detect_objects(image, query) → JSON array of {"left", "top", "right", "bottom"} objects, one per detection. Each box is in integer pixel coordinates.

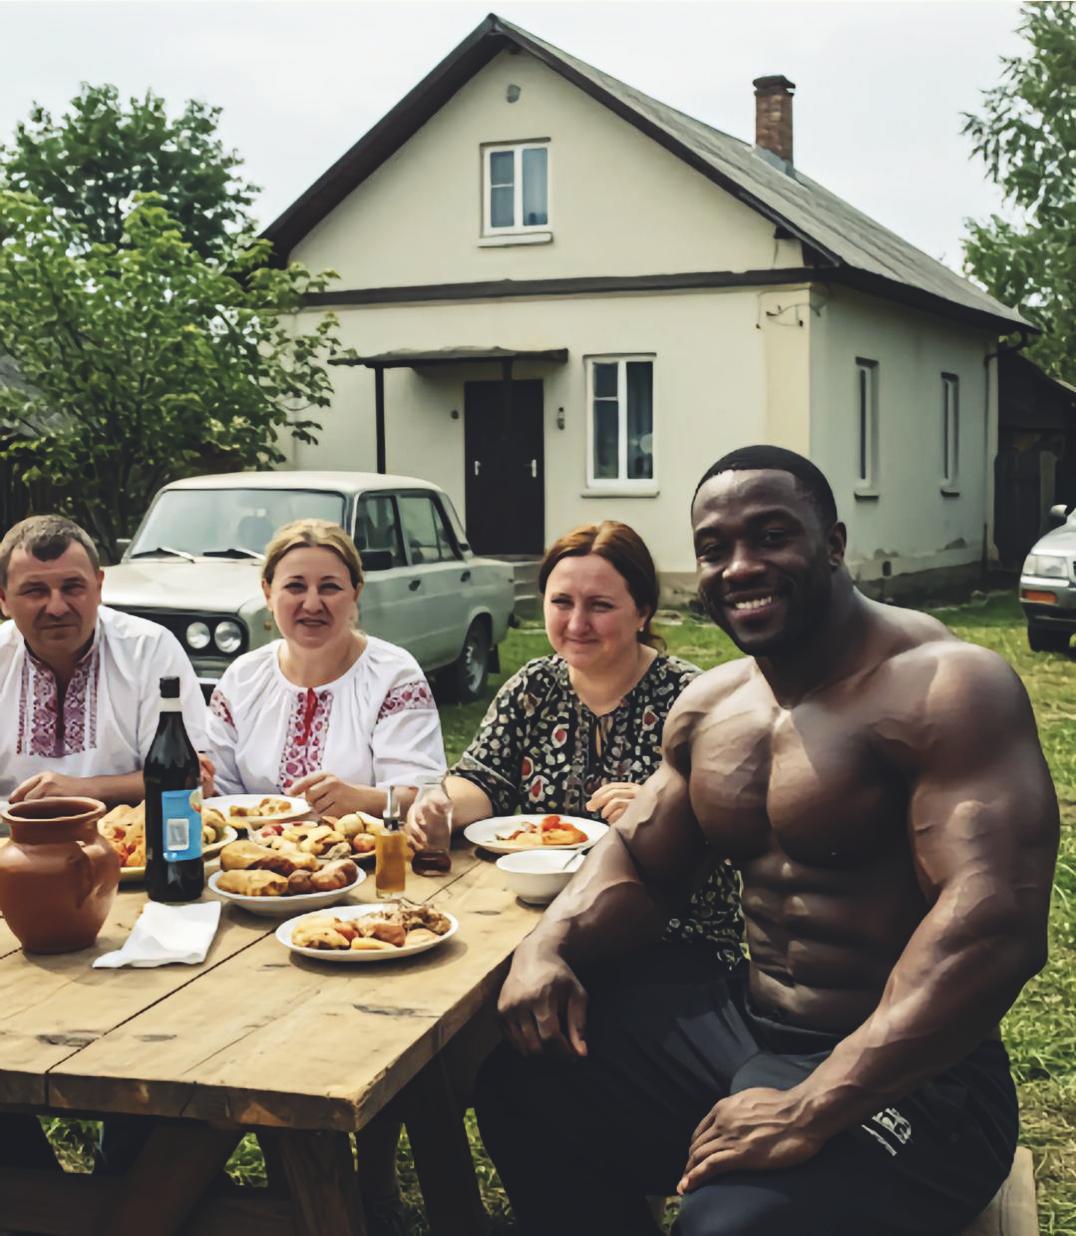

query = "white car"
[{"left": 103, "top": 471, "right": 515, "bottom": 700}]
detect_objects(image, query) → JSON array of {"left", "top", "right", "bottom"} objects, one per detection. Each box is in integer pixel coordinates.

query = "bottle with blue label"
[{"left": 145, "top": 676, "right": 204, "bottom": 903}]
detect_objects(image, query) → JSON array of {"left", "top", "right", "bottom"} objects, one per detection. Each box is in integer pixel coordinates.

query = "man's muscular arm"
[
  {"left": 498, "top": 682, "right": 714, "bottom": 1057},
  {"left": 681, "top": 645, "right": 1057, "bottom": 1188}
]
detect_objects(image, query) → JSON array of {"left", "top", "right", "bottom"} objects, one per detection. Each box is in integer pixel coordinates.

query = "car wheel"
[
  {"left": 443, "top": 620, "right": 491, "bottom": 703},
  {"left": 1027, "top": 623, "right": 1071, "bottom": 653}
]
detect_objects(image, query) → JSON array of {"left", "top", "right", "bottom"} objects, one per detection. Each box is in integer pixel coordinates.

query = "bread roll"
[{"left": 217, "top": 870, "right": 287, "bottom": 897}]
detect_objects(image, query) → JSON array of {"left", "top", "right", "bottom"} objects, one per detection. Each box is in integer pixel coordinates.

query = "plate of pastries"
[
  {"left": 250, "top": 813, "right": 412, "bottom": 864},
  {"left": 100, "top": 804, "right": 237, "bottom": 883},
  {"left": 208, "top": 836, "right": 364, "bottom": 916},
  {"left": 276, "top": 901, "right": 458, "bottom": 963},
  {"left": 201, "top": 794, "right": 310, "bottom": 826}
]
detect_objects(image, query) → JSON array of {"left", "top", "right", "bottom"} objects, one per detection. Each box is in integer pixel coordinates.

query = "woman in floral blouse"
[{"left": 409, "top": 520, "right": 743, "bottom": 966}]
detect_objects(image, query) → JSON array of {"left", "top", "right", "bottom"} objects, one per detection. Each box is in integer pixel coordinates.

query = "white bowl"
[
  {"left": 207, "top": 867, "right": 365, "bottom": 917},
  {"left": 496, "top": 850, "right": 585, "bottom": 906}
]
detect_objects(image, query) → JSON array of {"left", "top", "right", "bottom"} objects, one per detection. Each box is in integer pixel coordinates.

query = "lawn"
[{"left": 44, "top": 595, "right": 1076, "bottom": 1232}]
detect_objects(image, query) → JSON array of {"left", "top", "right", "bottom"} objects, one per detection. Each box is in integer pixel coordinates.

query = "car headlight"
[
  {"left": 1023, "top": 554, "right": 1068, "bottom": 579},
  {"left": 214, "top": 620, "right": 244, "bottom": 654},
  {"left": 186, "top": 621, "right": 211, "bottom": 651}
]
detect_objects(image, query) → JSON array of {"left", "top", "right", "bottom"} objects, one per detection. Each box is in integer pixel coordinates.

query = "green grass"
[{"left": 43, "top": 596, "right": 1076, "bottom": 1231}]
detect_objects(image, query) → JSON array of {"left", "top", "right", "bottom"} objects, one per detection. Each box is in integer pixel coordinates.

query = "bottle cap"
[{"left": 159, "top": 676, "right": 180, "bottom": 699}]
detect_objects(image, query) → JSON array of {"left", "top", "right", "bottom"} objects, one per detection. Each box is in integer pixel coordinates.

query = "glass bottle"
[
  {"left": 411, "top": 775, "right": 452, "bottom": 876},
  {"left": 375, "top": 785, "right": 407, "bottom": 899},
  {"left": 145, "top": 676, "right": 204, "bottom": 902}
]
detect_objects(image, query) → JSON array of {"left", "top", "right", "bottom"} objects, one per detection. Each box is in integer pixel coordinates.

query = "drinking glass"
[{"left": 411, "top": 776, "right": 453, "bottom": 875}]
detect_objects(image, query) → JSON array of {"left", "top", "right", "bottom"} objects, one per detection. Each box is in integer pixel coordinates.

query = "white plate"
[
  {"left": 208, "top": 866, "right": 365, "bottom": 916},
  {"left": 203, "top": 794, "right": 310, "bottom": 827},
  {"left": 463, "top": 815, "right": 607, "bottom": 856},
  {"left": 119, "top": 826, "right": 239, "bottom": 883},
  {"left": 276, "top": 903, "right": 459, "bottom": 963}
]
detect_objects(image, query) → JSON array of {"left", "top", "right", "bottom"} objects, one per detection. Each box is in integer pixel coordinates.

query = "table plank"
[
  {"left": 0, "top": 889, "right": 271, "bottom": 1105},
  {"left": 45, "top": 853, "right": 538, "bottom": 1130}
]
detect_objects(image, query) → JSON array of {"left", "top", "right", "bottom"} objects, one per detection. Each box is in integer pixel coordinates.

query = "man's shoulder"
[
  {"left": 99, "top": 605, "right": 173, "bottom": 645},
  {"left": 873, "top": 622, "right": 1029, "bottom": 755},
  {"left": 677, "top": 656, "right": 754, "bottom": 705}
]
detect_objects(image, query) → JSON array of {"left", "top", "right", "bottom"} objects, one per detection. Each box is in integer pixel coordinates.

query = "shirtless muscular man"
[{"left": 475, "top": 446, "right": 1058, "bottom": 1236}]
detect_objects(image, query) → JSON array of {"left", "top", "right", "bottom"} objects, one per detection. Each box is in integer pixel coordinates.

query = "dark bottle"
[{"left": 145, "top": 676, "right": 204, "bottom": 903}]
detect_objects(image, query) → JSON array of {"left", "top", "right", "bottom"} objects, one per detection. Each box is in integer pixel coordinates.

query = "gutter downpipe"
[{"left": 983, "top": 329, "right": 1032, "bottom": 582}]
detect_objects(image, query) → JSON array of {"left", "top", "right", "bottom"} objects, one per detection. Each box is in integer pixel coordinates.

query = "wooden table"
[{"left": 0, "top": 844, "right": 539, "bottom": 1236}]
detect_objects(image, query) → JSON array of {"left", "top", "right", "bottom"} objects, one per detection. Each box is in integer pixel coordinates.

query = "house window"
[
  {"left": 483, "top": 143, "right": 549, "bottom": 234},
  {"left": 587, "top": 357, "right": 654, "bottom": 486},
  {"left": 855, "top": 358, "right": 879, "bottom": 494},
  {"left": 942, "top": 373, "right": 959, "bottom": 490}
]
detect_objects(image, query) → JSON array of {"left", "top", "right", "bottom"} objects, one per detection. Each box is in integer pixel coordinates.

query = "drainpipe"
[{"left": 982, "top": 330, "right": 1031, "bottom": 579}]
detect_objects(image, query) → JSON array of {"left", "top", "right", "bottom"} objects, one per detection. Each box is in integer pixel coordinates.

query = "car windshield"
[{"left": 128, "top": 489, "right": 347, "bottom": 558}]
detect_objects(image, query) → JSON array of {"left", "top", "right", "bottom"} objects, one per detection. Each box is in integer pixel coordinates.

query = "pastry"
[{"left": 216, "top": 869, "right": 287, "bottom": 897}]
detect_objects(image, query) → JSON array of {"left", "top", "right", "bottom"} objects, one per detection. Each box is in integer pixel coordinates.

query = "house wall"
[
  {"left": 289, "top": 285, "right": 798, "bottom": 589},
  {"left": 808, "top": 287, "right": 996, "bottom": 595},
  {"left": 290, "top": 49, "right": 800, "bottom": 287}
]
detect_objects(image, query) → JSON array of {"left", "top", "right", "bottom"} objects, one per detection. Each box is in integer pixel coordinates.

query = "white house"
[{"left": 263, "top": 13, "right": 1031, "bottom": 600}]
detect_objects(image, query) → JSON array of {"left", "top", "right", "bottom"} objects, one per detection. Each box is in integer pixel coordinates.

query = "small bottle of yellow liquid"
[{"left": 375, "top": 785, "right": 407, "bottom": 899}]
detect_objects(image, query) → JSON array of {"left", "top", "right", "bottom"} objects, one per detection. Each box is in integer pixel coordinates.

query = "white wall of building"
[
  {"left": 809, "top": 287, "right": 995, "bottom": 586},
  {"left": 292, "top": 286, "right": 781, "bottom": 585},
  {"left": 290, "top": 50, "right": 800, "bottom": 288}
]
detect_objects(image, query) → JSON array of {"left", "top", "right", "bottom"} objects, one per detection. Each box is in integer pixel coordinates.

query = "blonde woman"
[{"left": 205, "top": 519, "right": 446, "bottom": 813}]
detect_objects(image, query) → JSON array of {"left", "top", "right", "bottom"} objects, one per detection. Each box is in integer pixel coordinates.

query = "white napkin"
[{"left": 93, "top": 901, "right": 221, "bottom": 969}]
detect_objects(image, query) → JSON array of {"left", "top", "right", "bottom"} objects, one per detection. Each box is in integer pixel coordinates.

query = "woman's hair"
[
  {"left": 538, "top": 521, "right": 665, "bottom": 651},
  {"left": 262, "top": 519, "right": 364, "bottom": 590}
]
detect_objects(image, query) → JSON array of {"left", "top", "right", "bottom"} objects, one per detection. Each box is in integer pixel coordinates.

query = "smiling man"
[
  {"left": 0, "top": 514, "right": 206, "bottom": 804},
  {"left": 475, "top": 446, "right": 1059, "bottom": 1236}
]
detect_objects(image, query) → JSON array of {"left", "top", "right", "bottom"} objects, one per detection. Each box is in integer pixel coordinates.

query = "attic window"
[{"left": 482, "top": 142, "right": 550, "bottom": 237}]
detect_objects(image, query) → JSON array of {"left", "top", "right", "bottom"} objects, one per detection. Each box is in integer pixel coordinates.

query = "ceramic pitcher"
[{"left": 0, "top": 797, "right": 120, "bottom": 953}]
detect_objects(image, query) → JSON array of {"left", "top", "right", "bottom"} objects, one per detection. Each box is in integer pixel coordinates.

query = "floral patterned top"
[{"left": 453, "top": 654, "right": 743, "bottom": 966}]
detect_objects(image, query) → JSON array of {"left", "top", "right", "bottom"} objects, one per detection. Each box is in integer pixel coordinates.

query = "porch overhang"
[
  {"left": 329, "top": 347, "right": 568, "bottom": 474},
  {"left": 330, "top": 346, "right": 569, "bottom": 369}
]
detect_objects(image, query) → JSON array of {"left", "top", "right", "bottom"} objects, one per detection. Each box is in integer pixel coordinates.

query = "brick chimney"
[{"left": 753, "top": 75, "right": 796, "bottom": 165}]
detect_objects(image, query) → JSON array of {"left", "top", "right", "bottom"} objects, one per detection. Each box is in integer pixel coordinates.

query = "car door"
[
  {"left": 352, "top": 491, "right": 429, "bottom": 662},
  {"left": 394, "top": 490, "right": 469, "bottom": 667}
]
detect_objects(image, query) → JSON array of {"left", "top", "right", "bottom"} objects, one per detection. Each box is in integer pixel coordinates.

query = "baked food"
[
  {"left": 216, "top": 869, "right": 287, "bottom": 897},
  {"left": 496, "top": 815, "right": 588, "bottom": 849}
]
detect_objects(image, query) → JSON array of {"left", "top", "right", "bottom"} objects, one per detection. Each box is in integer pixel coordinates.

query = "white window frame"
[
  {"left": 584, "top": 355, "right": 657, "bottom": 494},
  {"left": 854, "top": 358, "right": 879, "bottom": 497},
  {"left": 481, "top": 141, "right": 551, "bottom": 238},
  {"left": 941, "top": 373, "right": 959, "bottom": 493}
]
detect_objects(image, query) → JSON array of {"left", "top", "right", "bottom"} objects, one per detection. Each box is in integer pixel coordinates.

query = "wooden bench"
[{"left": 961, "top": 1147, "right": 1038, "bottom": 1236}]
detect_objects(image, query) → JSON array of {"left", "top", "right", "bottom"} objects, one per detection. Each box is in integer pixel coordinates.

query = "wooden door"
[{"left": 464, "top": 380, "right": 544, "bottom": 555}]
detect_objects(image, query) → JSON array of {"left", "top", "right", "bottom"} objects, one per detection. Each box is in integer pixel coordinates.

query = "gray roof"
[{"left": 264, "top": 13, "right": 1029, "bottom": 334}]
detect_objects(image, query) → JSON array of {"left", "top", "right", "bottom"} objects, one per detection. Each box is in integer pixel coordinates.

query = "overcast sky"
[{"left": 1, "top": 0, "right": 1024, "bottom": 272}]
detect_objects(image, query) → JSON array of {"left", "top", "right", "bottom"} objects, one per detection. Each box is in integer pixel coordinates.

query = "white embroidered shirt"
[
  {"left": 205, "top": 636, "right": 446, "bottom": 795},
  {"left": 0, "top": 605, "right": 208, "bottom": 797}
]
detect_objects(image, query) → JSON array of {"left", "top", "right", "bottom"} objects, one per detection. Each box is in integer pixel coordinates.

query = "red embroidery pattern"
[
  {"left": 376, "top": 679, "right": 434, "bottom": 721},
  {"left": 28, "top": 662, "right": 58, "bottom": 757},
  {"left": 16, "top": 658, "right": 29, "bottom": 755},
  {"left": 62, "top": 649, "right": 99, "bottom": 756},
  {"left": 277, "top": 688, "right": 333, "bottom": 789},
  {"left": 210, "top": 688, "right": 235, "bottom": 730}
]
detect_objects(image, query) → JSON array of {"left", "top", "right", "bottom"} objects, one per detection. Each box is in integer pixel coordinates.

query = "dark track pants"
[{"left": 475, "top": 947, "right": 1018, "bottom": 1236}]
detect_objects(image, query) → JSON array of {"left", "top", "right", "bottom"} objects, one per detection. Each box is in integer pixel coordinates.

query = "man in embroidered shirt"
[{"left": 0, "top": 514, "right": 207, "bottom": 805}]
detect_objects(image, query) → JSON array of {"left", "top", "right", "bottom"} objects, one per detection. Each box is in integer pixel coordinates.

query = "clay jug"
[{"left": 0, "top": 797, "right": 120, "bottom": 953}]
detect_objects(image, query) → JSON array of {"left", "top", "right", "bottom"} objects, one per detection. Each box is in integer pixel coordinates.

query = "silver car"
[
  {"left": 102, "top": 471, "right": 515, "bottom": 699},
  {"left": 1019, "top": 504, "right": 1076, "bottom": 652}
]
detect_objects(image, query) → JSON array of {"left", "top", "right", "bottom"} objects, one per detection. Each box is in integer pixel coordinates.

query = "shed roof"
[
  {"left": 329, "top": 347, "right": 569, "bottom": 369},
  {"left": 263, "top": 13, "right": 1030, "bottom": 334}
]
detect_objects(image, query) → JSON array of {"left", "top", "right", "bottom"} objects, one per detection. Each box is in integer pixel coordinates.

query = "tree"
[
  {"left": 962, "top": 1, "right": 1076, "bottom": 384},
  {"left": 0, "top": 192, "right": 345, "bottom": 559},
  {"left": 0, "top": 84, "right": 258, "bottom": 260}
]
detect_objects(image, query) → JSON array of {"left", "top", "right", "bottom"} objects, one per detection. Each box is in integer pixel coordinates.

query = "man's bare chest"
[{"left": 687, "top": 688, "right": 907, "bottom": 867}]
